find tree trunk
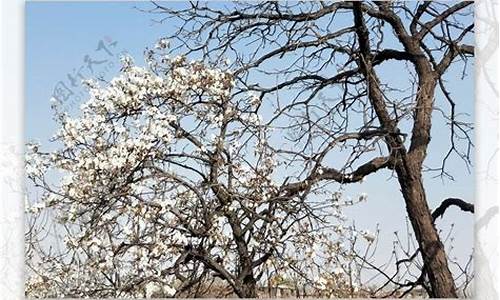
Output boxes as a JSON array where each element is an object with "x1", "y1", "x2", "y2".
[
  {"x1": 235, "y1": 275, "x2": 257, "y2": 298},
  {"x1": 396, "y1": 161, "x2": 457, "y2": 298},
  {"x1": 350, "y1": 6, "x2": 457, "y2": 295}
]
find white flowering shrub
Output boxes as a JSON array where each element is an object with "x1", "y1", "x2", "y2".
[{"x1": 25, "y1": 41, "x2": 376, "y2": 298}]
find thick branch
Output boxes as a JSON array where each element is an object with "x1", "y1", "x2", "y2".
[
  {"x1": 281, "y1": 156, "x2": 392, "y2": 196},
  {"x1": 432, "y1": 198, "x2": 474, "y2": 221}
]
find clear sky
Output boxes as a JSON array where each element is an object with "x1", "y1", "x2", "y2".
[{"x1": 26, "y1": 1, "x2": 475, "y2": 283}]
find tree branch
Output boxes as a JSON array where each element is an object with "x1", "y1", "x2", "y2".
[{"x1": 432, "y1": 198, "x2": 474, "y2": 221}]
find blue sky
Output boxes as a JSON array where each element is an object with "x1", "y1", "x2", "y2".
[{"x1": 26, "y1": 1, "x2": 475, "y2": 282}]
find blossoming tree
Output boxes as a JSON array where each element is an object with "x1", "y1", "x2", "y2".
[{"x1": 26, "y1": 46, "x2": 378, "y2": 298}]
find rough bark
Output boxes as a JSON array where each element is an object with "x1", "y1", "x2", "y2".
[
  {"x1": 236, "y1": 276, "x2": 258, "y2": 298},
  {"x1": 402, "y1": 49, "x2": 458, "y2": 299},
  {"x1": 396, "y1": 159, "x2": 457, "y2": 298},
  {"x1": 234, "y1": 248, "x2": 258, "y2": 297},
  {"x1": 353, "y1": 3, "x2": 457, "y2": 297}
]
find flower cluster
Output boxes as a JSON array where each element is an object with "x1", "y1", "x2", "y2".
[{"x1": 25, "y1": 38, "x2": 371, "y2": 298}]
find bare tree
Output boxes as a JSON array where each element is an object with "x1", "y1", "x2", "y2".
[{"x1": 147, "y1": 1, "x2": 475, "y2": 297}]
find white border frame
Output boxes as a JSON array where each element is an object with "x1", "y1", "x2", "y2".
[{"x1": 1, "y1": 1, "x2": 498, "y2": 299}]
